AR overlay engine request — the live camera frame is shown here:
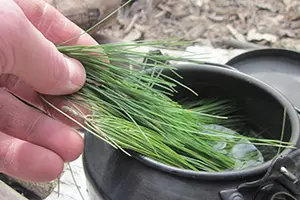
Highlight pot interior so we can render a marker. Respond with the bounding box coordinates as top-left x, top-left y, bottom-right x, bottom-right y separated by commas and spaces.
134, 64, 299, 178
